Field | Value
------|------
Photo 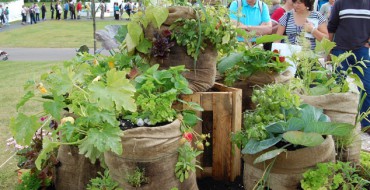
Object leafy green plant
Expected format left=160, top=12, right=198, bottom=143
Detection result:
left=232, top=84, right=301, bottom=148
left=217, top=35, right=289, bottom=86
left=122, top=5, right=238, bottom=61
left=16, top=170, right=43, bottom=190
left=125, top=167, right=148, bottom=188
left=291, top=38, right=365, bottom=96
left=301, top=161, right=370, bottom=190
left=360, top=151, right=370, bottom=180
left=243, top=104, right=354, bottom=164
left=87, top=170, right=122, bottom=190
left=175, top=142, right=202, bottom=182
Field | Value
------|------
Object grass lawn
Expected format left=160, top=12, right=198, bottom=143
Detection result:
left=0, top=61, right=62, bottom=189
left=0, top=19, right=124, bottom=48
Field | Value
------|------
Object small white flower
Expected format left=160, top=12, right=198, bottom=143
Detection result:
left=92, top=76, right=101, bottom=82
left=136, top=118, right=144, bottom=127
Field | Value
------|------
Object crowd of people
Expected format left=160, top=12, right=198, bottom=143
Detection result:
left=9, top=0, right=140, bottom=26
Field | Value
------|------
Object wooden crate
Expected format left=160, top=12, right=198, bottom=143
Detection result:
left=181, top=83, right=242, bottom=181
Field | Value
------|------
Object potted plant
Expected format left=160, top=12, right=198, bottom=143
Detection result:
left=10, top=49, right=207, bottom=189
left=120, top=3, right=238, bottom=92
left=232, top=83, right=354, bottom=190
left=291, top=38, right=367, bottom=163
left=217, top=35, right=291, bottom=110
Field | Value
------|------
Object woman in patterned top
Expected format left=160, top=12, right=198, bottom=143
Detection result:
left=275, top=0, right=328, bottom=49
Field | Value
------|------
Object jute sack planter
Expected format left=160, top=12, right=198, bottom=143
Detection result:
left=243, top=135, right=335, bottom=190
left=54, top=145, right=104, bottom=190
left=144, top=6, right=217, bottom=92
left=300, top=92, right=361, bottom=163
left=233, top=70, right=293, bottom=110
left=104, top=119, right=198, bottom=190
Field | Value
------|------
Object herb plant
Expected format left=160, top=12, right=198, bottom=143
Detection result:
left=125, top=167, right=148, bottom=188
left=360, top=151, right=370, bottom=180
left=301, top=161, right=370, bottom=190
left=87, top=170, right=122, bottom=190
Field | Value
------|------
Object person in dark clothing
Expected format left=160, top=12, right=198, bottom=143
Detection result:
left=30, top=6, right=37, bottom=24
left=50, top=2, right=54, bottom=19
left=69, top=1, right=76, bottom=19
left=124, top=1, right=132, bottom=20
left=41, top=3, right=47, bottom=20
left=328, top=0, right=370, bottom=131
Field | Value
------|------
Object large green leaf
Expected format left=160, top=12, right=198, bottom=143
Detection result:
left=35, top=138, right=60, bottom=170
left=253, top=148, right=286, bottom=164
left=45, top=67, right=75, bottom=96
left=16, top=91, right=35, bottom=111
left=136, top=38, right=152, bottom=54
left=242, top=136, right=282, bottom=154
left=309, top=85, right=330, bottom=96
left=79, top=125, right=123, bottom=163
left=300, top=104, right=326, bottom=125
left=315, top=38, right=336, bottom=56
left=86, top=106, right=119, bottom=127
left=303, top=122, right=354, bottom=136
left=283, top=131, right=325, bottom=147
left=127, top=22, right=143, bottom=47
left=217, top=53, right=243, bottom=74
left=43, top=97, right=66, bottom=121
left=89, top=69, right=137, bottom=112
left=256, top=34, right=285, bottom=45
left=286, top=118, right=305, bottom=131
left=10, top=114, right=40, bottom=146
left=265, top=122, right=286, bottom=134
left=146, top=6, right=169, bottom=29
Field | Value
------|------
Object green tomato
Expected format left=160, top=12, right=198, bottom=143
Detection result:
left=254, top=115, right=262, bottom=123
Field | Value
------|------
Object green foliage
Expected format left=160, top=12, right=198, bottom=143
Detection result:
left=244, top=104, right=354, bottom=164
left=291, top=38, right=365, bottom=95
left=175, top=143, right=202, bottom=182
left=87, top=170, right=122, bottom=190
left=170, top=5, right=238, bottom=60
left=360, top=151, right=370, bottom=180
left=10, top=114, right=40, bottom=146
left=218, top=42, right=290, bottom=86
left=16, top=170, right=42, bottom=190
left=124, top=64, right=192, bottom=125
left=301, top=161, right=370, bottom=190
left=125, top=167, right=148, bottom=188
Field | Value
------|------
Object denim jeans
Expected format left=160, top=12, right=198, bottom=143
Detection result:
left=332, top=46, right=370, bottom=128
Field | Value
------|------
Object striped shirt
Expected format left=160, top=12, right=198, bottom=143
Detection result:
left=279, top=11, right=326, bottom=50
left=327, top=0, right=370, bottom=51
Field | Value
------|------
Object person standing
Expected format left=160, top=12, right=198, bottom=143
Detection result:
left=35, top=4, right=40, bottom=21
left=30, top=5, right=37, bottom=24
left=41, top=3, right=47, bottom=20
left=69, top=1, right=76, bottom=19
left=328, top=0, right=370, bottom=132
left=269, top=0, right=281, bottom=15
left=21, top=5, right=27, bottom=25
left=85, top=2, right=91, bottom=19
left=276, top=0, right=328, bottom=50
left=119, top=0, right=124, bottom=20
left=4, top=7, right=9, bottom=25
left=76, top=1, right=82, bottom=19
left=100, top=1, right=105, bottom=19
left=319, top=0, right=335, bottom=20
left=114, top=2, right=119, bottom=20
left=229, top=0, right=272, bottom=41
left=124, top=0, right=132, bottom=20
left=0, top=5, right=4, bottom=28
left=271, top=0, right=294, bottom=33
left=50, top=2, right=54, bottom=19
left=57, top=2, right=62, bottom=20
left=64, top=1, right=69, bottom=19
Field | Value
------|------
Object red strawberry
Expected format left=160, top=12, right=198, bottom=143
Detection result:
left=183, top=132, right=193, bottom=142
left=279, top=56, right=285, bottom=62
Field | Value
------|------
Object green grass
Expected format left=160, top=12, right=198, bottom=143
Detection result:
left=0, top=61, right=62, bottom=189
left=0, top=19, right=124, bottom=48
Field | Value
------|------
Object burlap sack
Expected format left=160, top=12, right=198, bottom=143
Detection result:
left=54, top=145, right=104, bottom=190
left=233, top=70, right=294, bottom=111
left=243, top=136, right=335, bottom=190
left=144, top=6, right=217, bottom=92
left=104, top=119, right=198, bottom=190
left=300, top=92, right=362, bottom=163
